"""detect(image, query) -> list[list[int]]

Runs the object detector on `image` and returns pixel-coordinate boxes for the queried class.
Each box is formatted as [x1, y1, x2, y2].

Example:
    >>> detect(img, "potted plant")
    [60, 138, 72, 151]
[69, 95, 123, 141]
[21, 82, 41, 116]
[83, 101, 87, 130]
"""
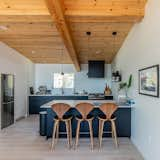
[118, 74, 132, 98]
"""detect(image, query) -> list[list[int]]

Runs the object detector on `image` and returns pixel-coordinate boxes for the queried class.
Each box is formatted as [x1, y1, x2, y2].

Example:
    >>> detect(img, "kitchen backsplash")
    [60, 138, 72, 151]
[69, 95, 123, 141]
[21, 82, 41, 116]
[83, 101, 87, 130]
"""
[35, 64, 112, 94]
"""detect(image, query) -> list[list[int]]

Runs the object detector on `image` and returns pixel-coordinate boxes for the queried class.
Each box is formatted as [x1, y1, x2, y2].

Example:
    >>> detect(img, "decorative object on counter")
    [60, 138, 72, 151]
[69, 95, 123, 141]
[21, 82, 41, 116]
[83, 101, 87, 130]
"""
[118, 95, 128, 104]
[118, 95, 135, 106]
[127, 99, 135, 105]
[118, 74, 132, 98]
[112, 71, 121, 82]
[78, 90, 88, 95]
[104, 84, 112, 96]
[88, 93, 105, 100]
[46, 90, 52, 94]
[83, 90, 88, 95]
[139, 65, 159, 97]
[29, 87, 34, 95]
[36, 85, 47, 95]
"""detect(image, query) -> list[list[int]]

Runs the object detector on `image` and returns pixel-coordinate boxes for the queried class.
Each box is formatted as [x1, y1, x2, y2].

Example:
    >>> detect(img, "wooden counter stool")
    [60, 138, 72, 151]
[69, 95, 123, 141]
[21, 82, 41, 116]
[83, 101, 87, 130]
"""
[75, 103, 94, 150]
[51, 103, 72, 150]
[98, 103, 118, 148]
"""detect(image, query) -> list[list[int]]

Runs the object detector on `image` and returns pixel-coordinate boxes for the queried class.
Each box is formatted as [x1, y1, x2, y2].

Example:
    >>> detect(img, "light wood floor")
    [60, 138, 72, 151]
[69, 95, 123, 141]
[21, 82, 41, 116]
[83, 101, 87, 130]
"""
[0, 115, 143, 160]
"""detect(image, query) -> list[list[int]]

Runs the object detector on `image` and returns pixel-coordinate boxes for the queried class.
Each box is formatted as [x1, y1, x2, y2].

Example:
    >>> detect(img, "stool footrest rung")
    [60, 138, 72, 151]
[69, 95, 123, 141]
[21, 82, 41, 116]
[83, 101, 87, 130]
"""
[103, 131, 112, 134]
[58, 131, 90, 135]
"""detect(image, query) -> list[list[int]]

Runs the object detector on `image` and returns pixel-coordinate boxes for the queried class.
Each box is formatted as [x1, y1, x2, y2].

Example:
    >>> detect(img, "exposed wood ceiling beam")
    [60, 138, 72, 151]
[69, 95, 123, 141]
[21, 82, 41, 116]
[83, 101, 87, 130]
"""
[45, 0, 80, 71]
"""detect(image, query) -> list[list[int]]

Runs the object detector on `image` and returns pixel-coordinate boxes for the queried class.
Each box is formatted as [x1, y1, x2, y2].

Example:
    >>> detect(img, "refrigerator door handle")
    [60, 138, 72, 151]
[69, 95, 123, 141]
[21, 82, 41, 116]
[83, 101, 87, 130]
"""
[2, 101, 14, 104]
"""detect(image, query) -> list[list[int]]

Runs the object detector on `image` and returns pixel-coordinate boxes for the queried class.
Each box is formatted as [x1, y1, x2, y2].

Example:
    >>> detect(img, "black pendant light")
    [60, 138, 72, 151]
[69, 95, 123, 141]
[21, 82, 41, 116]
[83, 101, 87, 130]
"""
[86, 31, 91, 60]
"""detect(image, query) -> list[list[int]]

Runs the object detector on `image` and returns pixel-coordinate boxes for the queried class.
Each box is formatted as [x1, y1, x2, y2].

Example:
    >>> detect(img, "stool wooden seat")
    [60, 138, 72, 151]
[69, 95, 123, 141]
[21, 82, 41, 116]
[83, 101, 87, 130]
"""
[98, 103, 118, 148]
[51, 103, 72, 150]
[75, 103, 94, 150]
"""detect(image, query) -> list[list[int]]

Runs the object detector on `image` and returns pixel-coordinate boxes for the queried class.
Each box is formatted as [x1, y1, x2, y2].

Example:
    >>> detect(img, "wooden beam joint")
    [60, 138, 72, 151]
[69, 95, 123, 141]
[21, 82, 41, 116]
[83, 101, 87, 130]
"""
[45, 0, 80, 71]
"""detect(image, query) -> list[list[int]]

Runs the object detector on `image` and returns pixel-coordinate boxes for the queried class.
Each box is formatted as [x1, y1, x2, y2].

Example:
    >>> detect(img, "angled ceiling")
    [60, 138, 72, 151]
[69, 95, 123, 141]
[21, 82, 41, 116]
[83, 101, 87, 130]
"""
[0, 0, 147, 71]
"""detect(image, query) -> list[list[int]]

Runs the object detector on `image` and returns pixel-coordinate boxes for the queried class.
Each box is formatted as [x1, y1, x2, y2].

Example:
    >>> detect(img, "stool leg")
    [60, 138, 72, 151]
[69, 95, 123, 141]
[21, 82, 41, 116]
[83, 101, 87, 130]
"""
[99, 120, 104, 149]
[75, 120, 81, 149]
[65, 120, 71, 149]
[88, 120, 94, 150]
[56, 121, 59, 144]
[111, 120, 118, 148]
[51, 120, 58, 151]
[69, 119, 72, 147]
[111, 122, 114, 139]
[98, 119, 102, 143]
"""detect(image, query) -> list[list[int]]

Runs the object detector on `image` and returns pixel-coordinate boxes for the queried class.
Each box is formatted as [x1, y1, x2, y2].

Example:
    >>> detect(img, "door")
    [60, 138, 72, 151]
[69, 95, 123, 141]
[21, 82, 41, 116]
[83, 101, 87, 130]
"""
[1, 74, 14, 129]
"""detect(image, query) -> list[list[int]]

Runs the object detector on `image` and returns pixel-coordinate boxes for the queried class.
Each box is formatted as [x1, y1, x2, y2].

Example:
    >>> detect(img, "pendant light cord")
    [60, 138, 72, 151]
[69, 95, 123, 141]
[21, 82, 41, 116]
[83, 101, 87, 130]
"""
[61, 45, 64, 95]
[61, 45, 64, 75]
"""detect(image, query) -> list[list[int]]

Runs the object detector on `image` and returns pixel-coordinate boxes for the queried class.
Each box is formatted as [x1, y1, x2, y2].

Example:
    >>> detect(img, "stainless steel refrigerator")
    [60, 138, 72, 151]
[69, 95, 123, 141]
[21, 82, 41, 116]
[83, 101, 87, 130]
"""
[0, 74, 14, 129]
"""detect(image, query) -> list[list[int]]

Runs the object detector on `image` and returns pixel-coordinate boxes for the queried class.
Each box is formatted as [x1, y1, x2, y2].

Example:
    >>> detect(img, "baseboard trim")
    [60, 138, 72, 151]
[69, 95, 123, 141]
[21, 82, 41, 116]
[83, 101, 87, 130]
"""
[15, 116, 25, 122]
[131, 137, 145, 160]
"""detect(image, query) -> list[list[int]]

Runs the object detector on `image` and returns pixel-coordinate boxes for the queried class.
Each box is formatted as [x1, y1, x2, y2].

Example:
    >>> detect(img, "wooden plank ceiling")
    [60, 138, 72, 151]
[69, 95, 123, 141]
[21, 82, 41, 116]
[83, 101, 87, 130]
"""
[0, 0, 147, 71]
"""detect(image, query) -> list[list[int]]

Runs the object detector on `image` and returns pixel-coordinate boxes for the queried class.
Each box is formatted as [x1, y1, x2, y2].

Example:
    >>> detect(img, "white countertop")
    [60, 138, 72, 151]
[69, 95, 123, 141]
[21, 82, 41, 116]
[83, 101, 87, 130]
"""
[29, 94, 113, 96]
[40, 100, 131, 109]
[29, 94, 88, 96]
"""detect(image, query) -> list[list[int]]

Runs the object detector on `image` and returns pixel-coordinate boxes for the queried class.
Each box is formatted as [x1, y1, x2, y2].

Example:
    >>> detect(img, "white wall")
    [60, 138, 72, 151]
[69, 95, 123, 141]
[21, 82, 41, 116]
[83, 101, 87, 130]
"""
[35, 64, 112, 94]
[0, 42, 34, 121]
[113, 0, 160, 159]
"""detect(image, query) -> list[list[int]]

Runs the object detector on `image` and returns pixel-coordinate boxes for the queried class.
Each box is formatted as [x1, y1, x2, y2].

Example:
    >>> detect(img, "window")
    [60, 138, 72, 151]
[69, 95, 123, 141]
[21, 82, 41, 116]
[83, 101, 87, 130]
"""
[53, 73, 74, 88]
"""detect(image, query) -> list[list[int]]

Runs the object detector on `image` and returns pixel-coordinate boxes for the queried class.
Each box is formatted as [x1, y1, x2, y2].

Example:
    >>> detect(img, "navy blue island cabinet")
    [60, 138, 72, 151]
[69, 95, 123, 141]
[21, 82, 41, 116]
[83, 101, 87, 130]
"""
[46, 107, 131, 138]
[29, 95, 131, 138]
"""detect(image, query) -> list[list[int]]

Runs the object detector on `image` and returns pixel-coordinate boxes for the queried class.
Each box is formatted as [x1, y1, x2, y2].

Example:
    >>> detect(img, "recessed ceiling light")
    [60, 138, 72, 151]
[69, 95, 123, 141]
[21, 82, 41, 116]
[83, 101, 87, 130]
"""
[95, 50, 102, 54]
[31, 50, 36, 54]
[0, 25, 8, 31]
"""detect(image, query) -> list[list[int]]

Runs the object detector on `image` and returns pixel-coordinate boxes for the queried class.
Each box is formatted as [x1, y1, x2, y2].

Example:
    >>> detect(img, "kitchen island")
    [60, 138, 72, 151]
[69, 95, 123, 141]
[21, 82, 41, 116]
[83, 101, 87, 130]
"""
[29, 95, 113, 114]
[40, 100, 131, 139]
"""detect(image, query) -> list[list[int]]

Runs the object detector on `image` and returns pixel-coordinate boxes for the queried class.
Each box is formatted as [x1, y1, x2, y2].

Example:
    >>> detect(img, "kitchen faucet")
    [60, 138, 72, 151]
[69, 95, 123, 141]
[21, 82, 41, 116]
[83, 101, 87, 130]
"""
[61, 87, 64, 95]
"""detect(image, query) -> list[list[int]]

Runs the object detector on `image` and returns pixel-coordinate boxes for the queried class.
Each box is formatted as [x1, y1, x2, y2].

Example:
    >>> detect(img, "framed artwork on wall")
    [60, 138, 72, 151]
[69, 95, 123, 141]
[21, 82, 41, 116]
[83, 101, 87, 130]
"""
[139, 65, 159, 97]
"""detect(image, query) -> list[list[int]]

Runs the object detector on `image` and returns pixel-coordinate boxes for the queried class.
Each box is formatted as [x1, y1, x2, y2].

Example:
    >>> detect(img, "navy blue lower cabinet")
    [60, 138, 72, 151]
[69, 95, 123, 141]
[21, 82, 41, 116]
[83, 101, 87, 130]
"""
[29, 96, 54, 114]
[29, 95, 113, 114]
[46, 108, 131, 138]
